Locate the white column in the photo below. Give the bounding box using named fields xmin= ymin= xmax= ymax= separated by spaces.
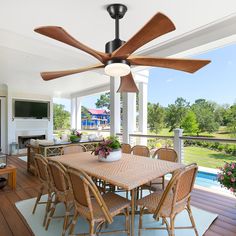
xmin=76 ymin=97 xmax=82 ymax=130
xmin=71 ymin=97 xmax=77 ymax=129
xmin=110 ymin=76 xmax=121 ymax=136
xmin=174 ymin=128 xmax=183 ymax=163
xmin=122 ymin=93 xmax=136 ymax=144
xmin=138 ymin=80 xmax=148 ymax=145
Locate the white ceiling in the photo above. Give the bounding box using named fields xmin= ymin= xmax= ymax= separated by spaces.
xmin=0 ymin=0 xmax=236 ymax=98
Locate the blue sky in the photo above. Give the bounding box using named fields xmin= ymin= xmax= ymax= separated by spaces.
xmin=54 ymin=43 xmax=236 ymax=111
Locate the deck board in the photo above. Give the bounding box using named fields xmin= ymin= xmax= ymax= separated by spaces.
xmin=0 ymin=155 xmax=235 ymax=236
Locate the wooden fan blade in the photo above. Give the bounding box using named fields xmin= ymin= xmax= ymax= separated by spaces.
xmin=41 ymin=64 xmax=104 ymax=81
xmin=34 ymin=26 xmax=109 ymax=63
xmin=112 ymin=12 xmax=175 ymax=58
xmin=128 ymin=56 xmax=211 ymax=73
xmin=117 ymin=73 xmax=139 ymax=93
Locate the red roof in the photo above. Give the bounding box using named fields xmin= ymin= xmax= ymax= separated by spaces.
xmin=88 ymin=109 xmax=108 ymax=115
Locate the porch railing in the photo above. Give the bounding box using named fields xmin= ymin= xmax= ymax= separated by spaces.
xmin=116 ymin=130 xmax=236 ymax=165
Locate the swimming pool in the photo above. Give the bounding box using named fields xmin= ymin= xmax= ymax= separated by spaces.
xmin=167 ymin=170 xmax=230 ymax=194
xmin=196 ymin=171 xmax=219 ymax=188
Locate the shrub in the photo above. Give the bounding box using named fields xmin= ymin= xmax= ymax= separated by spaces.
xmin=217 ymin=162 xmax=236 ymax=195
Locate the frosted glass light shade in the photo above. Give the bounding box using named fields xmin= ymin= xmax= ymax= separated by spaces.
xmin=104 ymin=63 xmax=130 ymax=77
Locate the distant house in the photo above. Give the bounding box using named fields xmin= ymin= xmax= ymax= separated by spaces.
xmin=81 ymin=109 xmax=110 ymax=129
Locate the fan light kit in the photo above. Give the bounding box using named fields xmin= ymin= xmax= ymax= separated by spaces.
xmin=34 ymin=3 xmax=211 ymax=93
xmin=104 ymin=63 xmax=130 ymax=77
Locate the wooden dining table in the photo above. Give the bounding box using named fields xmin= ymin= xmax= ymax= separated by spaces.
xmin=48 ymin=152 xmax=184 ymax=236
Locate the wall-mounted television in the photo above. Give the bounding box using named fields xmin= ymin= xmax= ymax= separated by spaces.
xmin=13 ymin=100 xmax=50 ymax=119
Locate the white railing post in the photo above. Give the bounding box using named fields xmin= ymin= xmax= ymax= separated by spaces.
xmin=110 ymin=76 xmax=121 ymax=136
xmin=174 ymin=128 xmax=183 ymax=163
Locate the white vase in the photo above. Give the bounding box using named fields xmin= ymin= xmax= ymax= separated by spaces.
xmin=98 ymin=149 xmax=122 ymax=162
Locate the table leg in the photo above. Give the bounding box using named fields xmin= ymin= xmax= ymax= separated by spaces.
xmin=131 ymin=188 xmax=137 ymax=236
xmin=12 ymin=169 xmax=16 ymax=189
xmin=8 ymin=170 xmax=16 ymax=190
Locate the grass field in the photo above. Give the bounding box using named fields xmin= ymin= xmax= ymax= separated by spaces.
xmin=184 ymin=146 xmax=236 ymax=169
xmin=148 ymin=126 xmax=234 ymax=139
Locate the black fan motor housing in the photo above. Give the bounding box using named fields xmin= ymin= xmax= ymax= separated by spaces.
xmin=105 ymin=39 xmax=125 ymax=54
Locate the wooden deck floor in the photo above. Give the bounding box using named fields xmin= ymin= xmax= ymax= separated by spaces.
xmin=0 ymin=156 xmax=236 ymax=236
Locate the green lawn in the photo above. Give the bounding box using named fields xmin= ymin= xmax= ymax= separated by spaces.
xmin=184 ymin=146 xmax=236 ymax=169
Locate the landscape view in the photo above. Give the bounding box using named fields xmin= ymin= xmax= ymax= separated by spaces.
xmin=53 ymin=44 xmax=236 ymax=169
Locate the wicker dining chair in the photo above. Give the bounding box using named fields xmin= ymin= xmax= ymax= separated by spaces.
xmin=137 ymin=163 xmax=199 ymax=236
xmin=46 ymin=159 xmax=74 ymax=236
xmin=151 ymin=148 xmax=178 ymax=190
xmin=32 ymin=154 xmax=54 ymax=226
xmin=131 ymin=145 xmax=150 ymax=157
xmin=67 ymin=167 xmax=131 ymax=236
xmin=121 ymin=143 xmax=132 ymax=154
xmin=61 ymin=144 xmax=87 ymax=155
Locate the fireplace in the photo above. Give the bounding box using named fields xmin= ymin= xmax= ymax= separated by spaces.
xmin=18 ymin=135 xmax=46 ymax=149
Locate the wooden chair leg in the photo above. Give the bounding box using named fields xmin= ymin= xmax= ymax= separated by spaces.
xmin=43 ymin=192 xmax=53 ymax=226
xmin=169 ymin=216 xmax=175 ymax=236
xmin=187 ymin=204 xmax=199 ymax=236
xmin=32 ymin=185 xmax=43 ymax=214
xmin=62 ymin=202 xmax=71 ymax=236
xmin=45 ymin=198 xmax=58 ymax=230
xmin=125 ymin=207 xmax=130 ymax=235
xmin=69 ymin=209 xmax=79 ymax=235
xmin=89 ymin=221 xmax=95 ymax=236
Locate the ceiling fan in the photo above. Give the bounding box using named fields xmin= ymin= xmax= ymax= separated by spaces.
xmin=34 ymin=4 xmax=210 ymax=93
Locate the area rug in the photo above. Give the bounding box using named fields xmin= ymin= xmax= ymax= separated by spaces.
xmin=18 ymin=156 xmax=27 ymax=162
xmin=15 ymin=195 xmax=217 ymax=236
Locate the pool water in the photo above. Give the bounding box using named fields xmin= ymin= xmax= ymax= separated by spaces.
xmin=195 ymin=171 xmax=220 ymax=189
xmin=167 ymin=171 xmax=230 ymax=194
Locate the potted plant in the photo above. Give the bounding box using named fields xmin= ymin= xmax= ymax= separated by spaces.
xmin=70 ymin=129 xmax=83 ymax=143
xmin=217 ymin=162 xmax=236 ymax=196
xmin=92 ymin=136 xmax=121 ymax=162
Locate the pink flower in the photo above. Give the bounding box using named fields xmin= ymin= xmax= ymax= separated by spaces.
xmin=220 ymin=175 xmax=224 ymax=180
xmin=231 ymin=163 xmax=235 ymax=169
xmin=231 ymin=177 xmax=236 ymax=183
xmin=227 ymin=171 xmax=232 ymax=176
xmin=224 ymin=163 xmax=229 ymax=169
xmin=229 ymin=187 xmax=235 ymax=192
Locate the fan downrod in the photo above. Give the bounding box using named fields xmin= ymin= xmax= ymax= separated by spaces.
xmin=105 ymin=4 xmax=127 ymax=54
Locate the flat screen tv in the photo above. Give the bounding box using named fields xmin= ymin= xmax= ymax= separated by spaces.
xmin=14 ymin=100 xmax=49 ymax=119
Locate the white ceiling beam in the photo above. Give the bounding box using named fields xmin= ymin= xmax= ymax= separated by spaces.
xmin=138 ymin=13 xmax=236 ymax=58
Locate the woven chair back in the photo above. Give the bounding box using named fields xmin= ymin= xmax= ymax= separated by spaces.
xmin=67 ymin=167 xmax=113 ymax=223
xmin=132 ymin=145 xmax=150 ymax=157
xmin=175 ymin=164 xmax=198 ymax=202
xmin=121 ymin=143 xmax=132 ymax=154
xmin=34 ymin=154 xmax=49 ymax=183
xmin=153 ymin=148 xmax=178 ymax=162
xmin=154 ymin=163 xmax=198 ymax=218
xmin=48 ymin=160 xmax=69 ymax=192
xmin=62 ymin=144 xmax=87 ymax=155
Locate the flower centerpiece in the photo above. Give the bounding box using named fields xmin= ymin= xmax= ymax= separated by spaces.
xmin=217 ymin=162 xmax=236 ymax=196
xmin=70 ymin=129 xmax=82 ymax=143
xmin=92 ymin=136 xmax=121 ymax=162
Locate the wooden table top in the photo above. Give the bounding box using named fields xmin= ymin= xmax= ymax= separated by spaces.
xmin=48 ymin=152 xmax=184 ymax=190
xmin=0 ymin=165 xmax=17 ymax=174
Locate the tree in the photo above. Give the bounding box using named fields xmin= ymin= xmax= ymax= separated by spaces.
xmin=165 ymin=97 xmax=190 ymax=131
xmin=181 ymin=110 xmax=199 ymax=134
xmin=191 ymin=99 xmax=219 ymax=134
xmin=81 ymin=106 xmax=91 ymax=120
xmin=95 ymin=92 xmax=110 ymax=110
xmin=53 ymin=104 xmax=70 ymax=130
xmin=226 ymin=104 xmax=236 ymax=137
xmin=148 ymin=103 xmax=165 ymax=133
